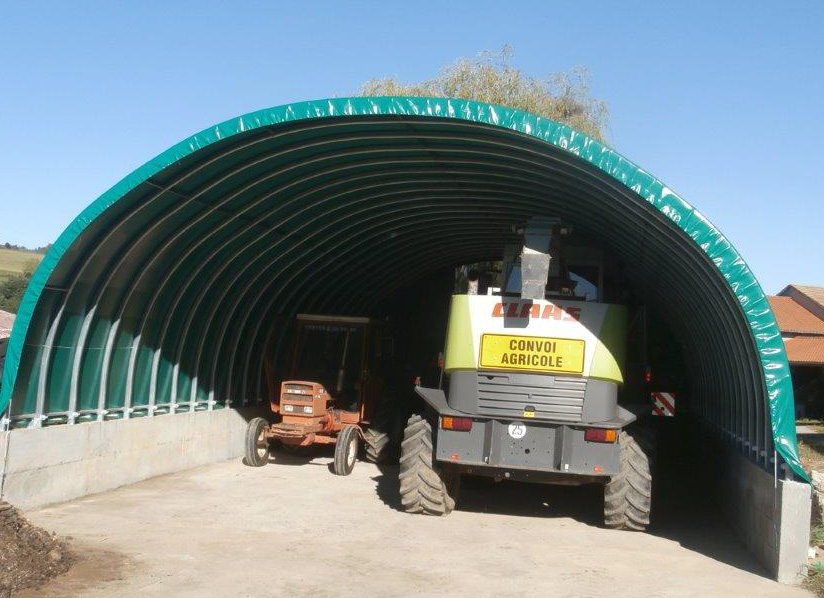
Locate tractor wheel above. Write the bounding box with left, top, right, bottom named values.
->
left=333, top=425, right=359, bottom=476
left=399, top=414, right=460, bottom=516
left=603, top=426, right=654, bottom=531
left=363, top=398, right=397, bottom=464
left=244, top=417, right=270, bottom=467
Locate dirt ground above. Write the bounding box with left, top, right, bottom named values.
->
left=0, top=500, right=72, bottom=595
left=23, top=450, right=809, bottom=598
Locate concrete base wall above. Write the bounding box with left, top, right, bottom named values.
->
left=0, top=408, right=254, bottom=511
left=718, top=448, right=811, bottom=584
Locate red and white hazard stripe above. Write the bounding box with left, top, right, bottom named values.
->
left=651, top=392, right=676, bottom=417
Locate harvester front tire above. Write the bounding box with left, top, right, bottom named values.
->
left=399, top=414, right=459, bottom=516
left=333, top=425, right=359, bottom=476
left=603, top=427, right=654, bottom=531
left=244, top=417, right=270, bottom=467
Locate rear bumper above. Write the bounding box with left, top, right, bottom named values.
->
left=435, top=416, right=621, bottom=476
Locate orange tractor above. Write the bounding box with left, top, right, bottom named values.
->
left=244, top=314, right=396, bottom=475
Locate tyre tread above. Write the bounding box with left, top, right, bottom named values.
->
left=333, top=425, right=359, bottom=476
left=244, top=417, right=269, bottom=467
left=603, top=426, right=654, bottom=531
left=398, top=414, right=457, bottom=516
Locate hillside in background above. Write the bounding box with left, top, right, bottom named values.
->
left=0, top=247, right=44, bottom=283
left=0, top=245, right=47, bottom=313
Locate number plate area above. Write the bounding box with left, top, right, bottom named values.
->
left=480, top=334, right=585, bottom=374
left=435, top=420, right=621, bottom=476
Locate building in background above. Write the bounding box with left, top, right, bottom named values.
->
left=768, top=285, right=824, bottom=418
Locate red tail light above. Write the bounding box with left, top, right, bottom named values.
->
left=441, top=416, right=473, bottom=431
left=584, top=428, right=618, bottom=443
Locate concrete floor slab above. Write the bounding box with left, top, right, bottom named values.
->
left=22, top=450, right=811, bottom=598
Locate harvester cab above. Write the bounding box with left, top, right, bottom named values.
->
left=400, top=217, right=655, bottom=530
left=244, top=315, right=396, bottom=476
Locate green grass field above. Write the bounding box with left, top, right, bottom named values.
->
left=0, top=248, right=43, bottom=282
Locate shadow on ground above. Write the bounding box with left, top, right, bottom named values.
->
left=242, top=443, right=337, bottom=468
left=645, top=418, right=780, bottom=578
left=369, top=420, right=773, bottom=580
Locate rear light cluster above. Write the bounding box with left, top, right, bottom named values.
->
left=584, top=428, right=618, bottom=443
left=441, top=416, right=473, bottom=431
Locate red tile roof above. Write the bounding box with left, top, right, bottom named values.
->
left=767, top=296, right=824, bottom=334
left=0, top=310, right=14, bottom=339
left=786, top=285, right=824, bottom=310
left=783, top=336, right=824, bottom=366
left=778, top=284, right=824, bottom=321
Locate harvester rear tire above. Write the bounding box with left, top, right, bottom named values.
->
left=244, top=417, right=270, bottom=467
left=333, top=425, right=359, bottom=476
left=603, top=426, right=654, bottom=531
left=364, top=398, right=396, bottom=464
left=399, top=414, right=459, bottom=516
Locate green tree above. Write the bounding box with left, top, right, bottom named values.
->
left=360, top=47, right=609, bottom=141
left=0, top=271, right=31, bottom=313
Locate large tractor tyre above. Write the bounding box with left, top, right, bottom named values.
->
left=363, top=398, right=398, bottom=464
left=244, top=417, right=270, bottom=467
left=399, top=414, right=460, bottom=516
left=603, top=426, right=654, bottom=531
left=333, top=425, right=359, bottom=476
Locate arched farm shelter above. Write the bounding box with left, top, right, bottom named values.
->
left=0, top=97, right=809, bottom=580
left=0, top=97, right=810, bottom=580
left=0, top=97, right=810, bottom=581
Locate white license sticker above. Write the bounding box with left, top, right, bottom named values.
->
left=508, top=422, right=526, bottom=439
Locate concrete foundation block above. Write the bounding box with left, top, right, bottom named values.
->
left=0, top=407, right=257, bottom=511
left=718, top=449, right=811, bottom=584
left=777, top=478, right=813, bottom=584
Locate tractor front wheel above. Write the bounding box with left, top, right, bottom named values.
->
left=244, top=417, right=270, bottom=467
left=333, top=425, right=359, bottom=476
left=399, top=414, right=460, bottom=515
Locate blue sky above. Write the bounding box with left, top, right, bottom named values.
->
left=1, top=1, right=822, bottom=293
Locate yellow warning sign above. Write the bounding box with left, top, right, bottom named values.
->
left=480, top=334, right=585, bottom=374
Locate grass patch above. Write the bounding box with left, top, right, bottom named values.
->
left=0, top=248, right=41, bottom=277
left=796, top=424, right=824, bottom=593
left=807, top=562, right=824, bottom=597
left=813, top=525, right=824, bottom=548
left=801, top=438, right=824, bottom=475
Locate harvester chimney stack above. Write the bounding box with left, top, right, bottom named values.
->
left=520, top=217, right=556, bottom=300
